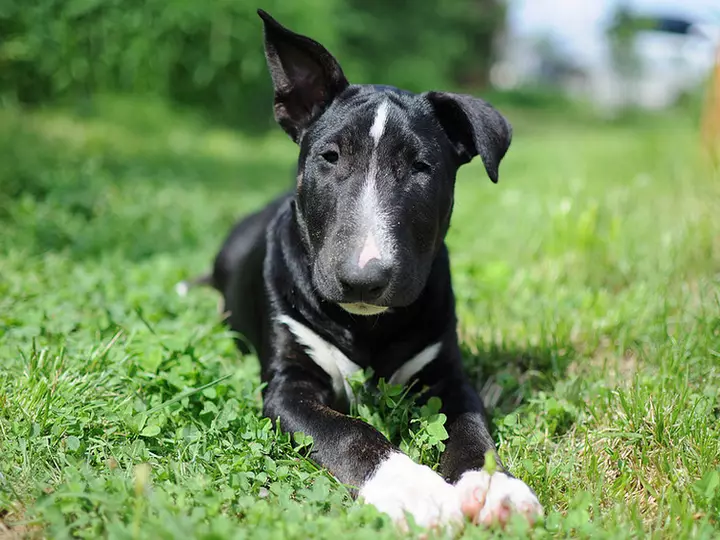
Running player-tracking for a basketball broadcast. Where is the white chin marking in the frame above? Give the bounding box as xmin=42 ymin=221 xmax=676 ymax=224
xmin=359 ymin=453 xmax=463 ymax=531
xmin=339 ymin=303 xmax=389 ymax=316
xmin=455 ymin=471 xmax=543 ymax=527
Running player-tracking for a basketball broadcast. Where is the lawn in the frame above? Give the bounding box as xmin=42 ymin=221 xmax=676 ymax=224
xmin=1 ymin=95 xmax=719 ymax=539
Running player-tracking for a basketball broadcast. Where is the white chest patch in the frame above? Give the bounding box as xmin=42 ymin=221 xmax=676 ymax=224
xmin=276 ymin=315 xmax=442 ymax=401
xmin=277 ymin=315 xmax=361 ymax=400
xmin=389 ymin=342 xmax=442 ymax=386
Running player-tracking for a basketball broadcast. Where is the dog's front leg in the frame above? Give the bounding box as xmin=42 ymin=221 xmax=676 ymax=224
xmin=263 ymin=364 xmax=463 ymax=530
xmin=426 ymin=371 xmax=543 ymax=527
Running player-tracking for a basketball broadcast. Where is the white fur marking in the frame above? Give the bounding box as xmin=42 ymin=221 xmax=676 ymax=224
xmin=358 ymin=231 xmax=381 ymax=268
xmin=360 ymin=452 xmax=463 ymax=530
xmin=175 ymin=281 xmax=189 ymax=297
xmin=369 ymin=100 xmax=389 ymax=146
xmin=358 ymin=100 xmax=393 ymax=269
xmin=359 ymin=179 xmax=385 ymax=229
xmin=389 ymin=342 xmax=442 ymax=386
xmin=455 ymin=471 xmax=543 ymax=526
xmin=277 ymin=315 xmax=361 ymax=401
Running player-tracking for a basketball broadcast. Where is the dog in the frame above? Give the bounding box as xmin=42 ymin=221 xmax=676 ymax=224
xmin=178 ymin=9 xmax=543 ymax=531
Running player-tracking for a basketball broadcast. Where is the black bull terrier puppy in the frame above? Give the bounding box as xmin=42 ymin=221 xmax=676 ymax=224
xmin=178 ymin=9 xmax=543 ymax=531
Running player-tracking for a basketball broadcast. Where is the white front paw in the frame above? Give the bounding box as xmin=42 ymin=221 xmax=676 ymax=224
xmin=359 ymin=453 xmax=463 ymax=531
xmin=455 ymin=470 xmax=543 ymax=527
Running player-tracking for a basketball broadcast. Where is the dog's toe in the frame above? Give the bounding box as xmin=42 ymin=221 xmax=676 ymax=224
xmin=456 ymin=471 xmax=542 ymax=528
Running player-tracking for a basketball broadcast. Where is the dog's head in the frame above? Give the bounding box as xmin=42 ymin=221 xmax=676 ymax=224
xmin=259 ymin=10 xmax=512 ymax=316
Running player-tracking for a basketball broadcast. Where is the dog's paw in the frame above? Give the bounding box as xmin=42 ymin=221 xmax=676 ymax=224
xmin=359 ymin=453 xmax=463 ymax=531
xmin=455 ymin=470 xmax=542 ymax=527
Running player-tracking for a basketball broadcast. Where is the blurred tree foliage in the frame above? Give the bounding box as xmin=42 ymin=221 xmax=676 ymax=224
xmin=0 ymin=0 xmax=505 ymax=131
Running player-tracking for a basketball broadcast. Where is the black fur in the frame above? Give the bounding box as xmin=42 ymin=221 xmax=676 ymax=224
xmin=191 ymin=10 xmax=514 ymax=493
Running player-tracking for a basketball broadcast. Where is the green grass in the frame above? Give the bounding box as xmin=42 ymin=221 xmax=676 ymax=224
xmin=1 ymin=95 xmax=719 ymax=539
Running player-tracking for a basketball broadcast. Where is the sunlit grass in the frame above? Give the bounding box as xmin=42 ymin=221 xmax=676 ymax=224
xmin=1 ymin=97 xmax=718 ymax=539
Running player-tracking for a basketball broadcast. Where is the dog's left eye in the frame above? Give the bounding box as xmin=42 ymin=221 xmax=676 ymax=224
xmin=321 ymin=150 xmax=339 ymax=164
xmin=411 ymin=161 xmax=431 ymax=174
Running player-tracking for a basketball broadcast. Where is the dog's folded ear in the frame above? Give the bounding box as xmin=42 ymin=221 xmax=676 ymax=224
xmin=425 ymin=92 xmax=512 ymax=183
xmin=258 ymin=10 xmax=349 ymax=142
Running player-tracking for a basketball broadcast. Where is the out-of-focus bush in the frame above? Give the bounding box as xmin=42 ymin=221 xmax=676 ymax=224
xmin=0 ymin=0 xmax=504 ymax=131
xmin=338 ymin=0 xmax=504 ymax=91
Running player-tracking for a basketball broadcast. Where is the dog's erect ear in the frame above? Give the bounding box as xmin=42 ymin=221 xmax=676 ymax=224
xmin=425 ymin=92 xmax=512 ymax=183
xmin=258 ymin=9 xmax=349 ymax=142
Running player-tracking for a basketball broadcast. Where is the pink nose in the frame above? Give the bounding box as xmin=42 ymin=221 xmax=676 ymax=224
xmin=338 ymin=255 xmax=391 ymax=303
xmin=358 ymin=232 xmax=381 ymax=269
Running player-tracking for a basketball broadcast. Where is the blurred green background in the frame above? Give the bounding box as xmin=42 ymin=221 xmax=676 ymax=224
xmin=0 ymin=0 xmax=504 ymax=130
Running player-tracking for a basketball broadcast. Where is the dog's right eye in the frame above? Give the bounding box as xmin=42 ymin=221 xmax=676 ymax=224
xmin=411 ymin=161 xmax=431 ymax=174
xmin=321 ymin=150 xmax=339 ymax=164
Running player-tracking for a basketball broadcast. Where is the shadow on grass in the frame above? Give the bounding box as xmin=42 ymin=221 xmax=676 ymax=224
xmin=460 ymin=339 xmax=576 ymax=416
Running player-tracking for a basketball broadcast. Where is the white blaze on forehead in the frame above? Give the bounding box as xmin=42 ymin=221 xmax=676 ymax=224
xmin=369 ymin=100 xmax=389 ymax=145
xmin=357 ymin=100 xmax=393 ymax=269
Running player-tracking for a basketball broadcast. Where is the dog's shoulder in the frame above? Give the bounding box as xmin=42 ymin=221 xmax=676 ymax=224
xmin=212 ymin=191 xmax=292 ymax=293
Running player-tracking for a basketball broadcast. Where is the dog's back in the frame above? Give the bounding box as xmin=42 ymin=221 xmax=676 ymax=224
xmin=178 ymin=192 xmax=291 ymax=356
xmin=212 ymin=194 xmax=290 ymax=295
xmin=216 ymin=193 xmax=292 ymax=356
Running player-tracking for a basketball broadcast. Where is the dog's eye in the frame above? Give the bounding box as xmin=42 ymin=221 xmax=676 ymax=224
xmin=411 ymin=161 xmax=431 ymax=174
xmin=321 ymin=150 xmax=339 ymax=164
